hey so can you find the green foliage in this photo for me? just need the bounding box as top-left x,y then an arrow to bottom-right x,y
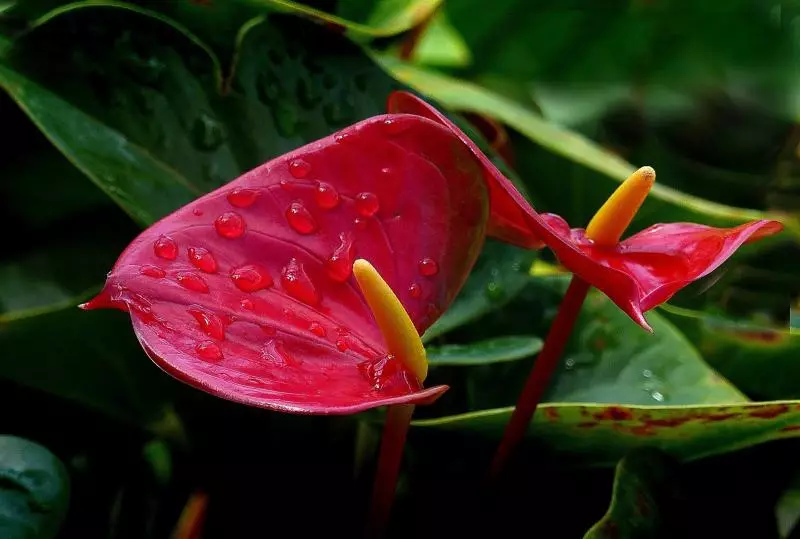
0,436 -> 69,539
1,0 -> 798,537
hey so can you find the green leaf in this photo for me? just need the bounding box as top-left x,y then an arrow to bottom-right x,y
415,400 -> 800,467
583,448 -> 683,539
0,306 -> 180,426
437,275 -> 747,414
379,57 -> 800,244
410,10 -> 471,68
0,2 -> 401,226
0,435 -> 69,539
776,472 -> 800,538
410,277 -> 800,466
423,239 -> 536,342
660,304 -> 800,401
426,336 -> 542,366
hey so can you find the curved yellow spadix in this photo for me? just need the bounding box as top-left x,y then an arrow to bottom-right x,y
353,259 -> 428,382
585,166 -> 656,245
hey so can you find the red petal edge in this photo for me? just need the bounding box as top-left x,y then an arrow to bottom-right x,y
387,91 -> 545,249
524,216 -> 784,330
80,113 -> 502,414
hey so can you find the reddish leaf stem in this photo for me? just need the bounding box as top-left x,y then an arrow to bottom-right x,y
489,276 -> 591,479
366,403 -> 415,538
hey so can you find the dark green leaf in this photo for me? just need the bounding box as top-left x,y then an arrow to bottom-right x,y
0,307 -> 180,426
0,435 -> 69,539
426,335 -> 542,366
422,239 -> 536,342
584,448 -> 683,539
660,304 -> 800,401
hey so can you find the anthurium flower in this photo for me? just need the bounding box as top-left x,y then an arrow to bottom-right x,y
387,92 -> 784,330
80,105 -> 534,414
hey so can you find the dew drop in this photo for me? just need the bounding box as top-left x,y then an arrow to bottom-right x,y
325,232 -> 355,283
192,208 -> 204,216
227,188 -> 259,208
286,202 -> 318,234
336,340 -> 349,352
334,133 -> 350,144
289,159 -> 311,179
153,235 -> 178,260
240,298 -> 255,310
188,307 -> 226,340
215,211 -> 245,239
315,182 -> 340,209
309,322 -> 326,337
353,217 -> 368,230
175,271 -> 209,293
408,283 -> 422,298
196,341 -> 223,361
358,354 -> 404,390
418,258 -> 439,277
281,258 -> 319,305
651,391 -> 665,402
355,192 -> 380,217
382,118 -> 409,136
188,247 -> 217,273
230,264 -> 274,292
141,265 -> 166,278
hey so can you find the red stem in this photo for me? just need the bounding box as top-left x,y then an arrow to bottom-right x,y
366,403 -> 415,538
489,276 -> 591,479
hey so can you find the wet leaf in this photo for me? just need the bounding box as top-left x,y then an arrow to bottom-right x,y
427,336 -> 542,366
409,277 -> 800,466
0,435 -> 69,539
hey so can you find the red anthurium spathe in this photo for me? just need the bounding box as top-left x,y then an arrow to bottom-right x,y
387,92 -> 784,330
80,111 -> 514,414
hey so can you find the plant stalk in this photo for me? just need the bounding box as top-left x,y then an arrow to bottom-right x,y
366,403 -> 416,538
488,276 -> 591,479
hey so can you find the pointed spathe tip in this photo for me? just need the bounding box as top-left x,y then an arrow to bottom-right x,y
78,289 -> 114,311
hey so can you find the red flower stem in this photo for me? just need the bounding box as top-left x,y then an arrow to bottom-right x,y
489,276 -> 591,479
366,403 -> 416,538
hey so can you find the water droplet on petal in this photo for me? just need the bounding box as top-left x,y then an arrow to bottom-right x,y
175,271 -> 209,293
309,322 -> 326,337
334,133 -> 350,144
196,341 -> 223,361
227,188 -> 259,208
240,298 -> 255,310
188,247 -> 217,273
281,258 -> 319,305
382,118 -> 409,136
192,208 -> 204,216
289,159 -> 311,179
336,340 -> 348,352
315,182 -> 340,209
188,307 -> 226,340
355,192 -> 380,217
353,217 -> 368,230
325,232 -> 355,282
286,202 -> 317,234
215,212 -> 245,239
358,354 -> 406,390
408,283 -> 422,298
141,265 -> 166,278
154,235 -> 178,260
418,258 -> 439,276
231,264 -> 274,292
